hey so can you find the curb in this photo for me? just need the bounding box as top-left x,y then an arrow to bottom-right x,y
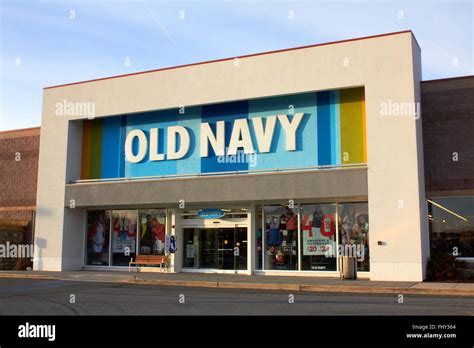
133,278 -> 219,288
0,272 -> 473,297
0,273 -> 57,280
218,282 -> 300,291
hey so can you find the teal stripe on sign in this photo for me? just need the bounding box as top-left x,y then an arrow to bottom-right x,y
317,91 -> 332,165
124,116 -> 133,178
101,117 -> 122,178
118,116 -> 127,178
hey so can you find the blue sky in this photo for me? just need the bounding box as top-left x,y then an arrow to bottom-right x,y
0,0 -> 472,131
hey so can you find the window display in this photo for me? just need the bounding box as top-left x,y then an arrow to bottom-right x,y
429,197 -> 474,258
139,209 -> 167,255
338,203 -> 369,271
264,205 -> 298,270
256,206 -> 263,270
111,210 -> 137,266
86,210 -> 110,266
300,204 -> 337,271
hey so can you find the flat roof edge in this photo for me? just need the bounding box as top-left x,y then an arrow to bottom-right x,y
44,30 -> 415,90
0,126 -> 41,135
421,75 -> 474,83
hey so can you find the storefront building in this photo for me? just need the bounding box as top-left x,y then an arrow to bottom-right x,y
32,30 -> 466,281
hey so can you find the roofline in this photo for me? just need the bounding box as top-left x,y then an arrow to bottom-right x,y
44,30 -> 416,90
421,75 -> 474,83
0,126 -> 40,134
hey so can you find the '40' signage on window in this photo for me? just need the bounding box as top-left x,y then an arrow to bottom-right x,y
124,114 -> 305,163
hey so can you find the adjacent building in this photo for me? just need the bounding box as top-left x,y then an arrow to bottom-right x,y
0,127 -> 39,269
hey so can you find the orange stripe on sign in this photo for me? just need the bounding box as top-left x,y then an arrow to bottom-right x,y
361,89 -> 367,162
81,120 -> 92,179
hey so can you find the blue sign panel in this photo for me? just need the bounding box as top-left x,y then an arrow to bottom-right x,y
198,209 -> 225,219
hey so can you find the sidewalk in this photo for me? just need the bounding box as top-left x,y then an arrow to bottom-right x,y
1,270 -> 473,297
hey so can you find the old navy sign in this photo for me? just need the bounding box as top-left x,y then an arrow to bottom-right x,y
80,88 -> 366,179
124,113 -> 304,163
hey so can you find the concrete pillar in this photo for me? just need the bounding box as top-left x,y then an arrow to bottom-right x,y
248,203 -> 256,275
170,208 -> 182,273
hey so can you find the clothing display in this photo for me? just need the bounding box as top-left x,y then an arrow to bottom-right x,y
279,214 -> 287,230
312,210 -> 323,228
286,214 -> 296,231
153,239 -> 164,254
342,214 -> 356,244
92,222 -> 105,253
264,209 -> 299,270
126,220 -> 136,238
267,226 -> 282,246
152,222 -> 166,242
113,220 -> 121,238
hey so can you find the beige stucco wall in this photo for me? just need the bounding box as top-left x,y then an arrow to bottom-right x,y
35,31 -> 428,280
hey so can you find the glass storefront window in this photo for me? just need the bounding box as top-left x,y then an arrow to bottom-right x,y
338,203 -> 369,271
86,210 -> 110,266
428,197 -> 474,258
300,204 -> 337,271
263,205 -> 298,270
83,204 -> 372,272
138,209 -> 167,255
84,208 -> 171,267
256,206 -> 263,270
111,210 -> 137,266
183,228 -> 198,268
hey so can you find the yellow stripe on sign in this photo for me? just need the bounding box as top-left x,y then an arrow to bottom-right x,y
340,88 -> 366,164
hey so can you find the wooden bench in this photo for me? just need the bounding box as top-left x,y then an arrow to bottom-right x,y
129,255 -> 170,272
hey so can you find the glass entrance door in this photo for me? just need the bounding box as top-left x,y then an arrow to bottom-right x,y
217,229 -> 233,269
183,227 -> 247,270
200,228 -> 217,268
215,227 -> 247,270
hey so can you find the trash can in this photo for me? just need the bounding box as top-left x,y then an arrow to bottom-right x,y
340,256 -> 357,280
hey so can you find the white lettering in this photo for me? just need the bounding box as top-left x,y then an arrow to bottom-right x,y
228,118 -> 254,155
149,128 -> 165,161
200,121 -> 225,157
251,116 -> 276,153
124,113 -> 307,162
167,126 -> 190,160
277,113 -> 305,151
125,129 -> 147,163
